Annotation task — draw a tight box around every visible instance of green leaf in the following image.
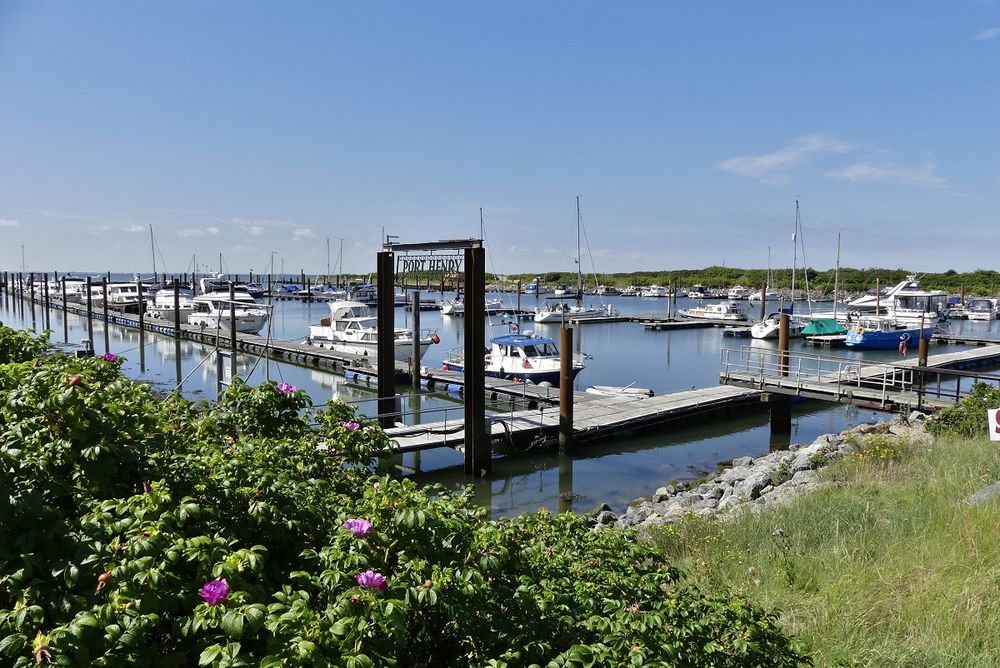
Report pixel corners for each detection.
[199,643,223,666]
[0,633,27,656]
[221,610,245,639]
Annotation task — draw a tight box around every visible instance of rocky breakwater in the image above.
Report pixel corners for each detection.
[593,411,932,531]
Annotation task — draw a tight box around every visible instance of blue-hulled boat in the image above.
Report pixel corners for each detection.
[441,333,585,386]
[844,317,936,350]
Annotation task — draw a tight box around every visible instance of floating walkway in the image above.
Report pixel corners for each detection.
[385,385,763,453]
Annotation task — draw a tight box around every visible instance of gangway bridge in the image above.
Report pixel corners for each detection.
[719,344,1000,413]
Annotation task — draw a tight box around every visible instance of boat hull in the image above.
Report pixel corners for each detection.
[845,325,935,350]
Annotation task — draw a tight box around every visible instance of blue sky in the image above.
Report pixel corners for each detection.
[1,1,998,277]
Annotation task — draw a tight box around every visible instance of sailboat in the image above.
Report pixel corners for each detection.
[751,202,808,339]
[533,197,617,323]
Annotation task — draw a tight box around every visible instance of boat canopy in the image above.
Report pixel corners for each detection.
[801,319,847,336]
[492,334,558,348]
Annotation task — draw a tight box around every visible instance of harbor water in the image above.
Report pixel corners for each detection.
[3,287,997,517]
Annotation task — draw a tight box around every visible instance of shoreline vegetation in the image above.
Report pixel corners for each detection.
[311,267,1000,298]
[3,323,1000,666]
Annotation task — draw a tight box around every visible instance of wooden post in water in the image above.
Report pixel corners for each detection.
[516,279,521,313]
[61,277,68,343]
[759,282,767,321]
[228,283,237,383]
[137,279,145,372]
[43,273,50,330]
[376,251,396,429]
[559,326,574,453]
[173,279,181,335]
[770,312,792,436]
[411,291,421,389]
[464,245,488,477]
[29,273,36,330]
[85,276,94,353]
[102,281,110,353]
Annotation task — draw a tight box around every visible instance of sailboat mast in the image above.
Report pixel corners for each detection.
[149,224,156,278]
[791,201,799,303]
[576,195,582,303]
[326,238,331,277]
[833,232,841,319]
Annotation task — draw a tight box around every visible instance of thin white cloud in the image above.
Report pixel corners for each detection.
[825,161,946,188]
[718,134,853,183]
[292,228,317,241]
[176,227,221,237]
[122,224,144,232]
[87,224,112,232]
[243,225,265,237]
[974,27,1000,41]
[0,218,18,227]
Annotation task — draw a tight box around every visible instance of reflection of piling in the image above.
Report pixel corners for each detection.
[558,451,574,513]
[770,313,792,436]
[29,273,36,330]
[43,273,50,330]
[559,327,574,453]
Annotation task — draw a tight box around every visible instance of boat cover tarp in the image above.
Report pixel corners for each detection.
[802,318,847,336]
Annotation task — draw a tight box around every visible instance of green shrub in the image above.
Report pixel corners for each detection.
[0,325,808,667]
[927,382,1000,438]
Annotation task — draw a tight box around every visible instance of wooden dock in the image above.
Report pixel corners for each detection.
[639,318,745,331]
[385,385,763,453]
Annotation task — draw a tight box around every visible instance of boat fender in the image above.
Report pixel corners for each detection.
[899,336,908,356]
[431,334,440,344]
[857,327,864,334]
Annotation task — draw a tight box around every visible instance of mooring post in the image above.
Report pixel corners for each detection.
[61,277,68,343]
[411,290,421,389]
[85,276,94,349]
[43,273,50,330]
[228,282,237,383]
[376,251,396,429]
[559,326,574,453]
[173,279,181,335]
[137,279,146,372]
[102,280,110,353]
[464,245,488,477]
[778,312,789,377]
[29,272,36,330]
[516,279,521,313]
[759,282,767,321]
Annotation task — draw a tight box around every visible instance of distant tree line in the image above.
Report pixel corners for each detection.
[507,267,1000,297]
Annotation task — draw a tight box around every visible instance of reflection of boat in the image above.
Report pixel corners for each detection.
[188,292,269,334]
[585,384,653,398]
[442,333,584,386]
[307,300,437,362]
[533,301,617,323]
[844,317,936,350]
[678,301,747,321]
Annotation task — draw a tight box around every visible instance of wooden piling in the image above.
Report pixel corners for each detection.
[229,282,237,382]
[411,291,421,389]
[137,279,145,372]
[559,326,574,453]
[102,281,109,353]
[85,276,94,351]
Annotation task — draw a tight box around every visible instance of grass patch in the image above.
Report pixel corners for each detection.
[647,432,1000,667]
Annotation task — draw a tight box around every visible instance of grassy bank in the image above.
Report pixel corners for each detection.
[648,430,1000,666]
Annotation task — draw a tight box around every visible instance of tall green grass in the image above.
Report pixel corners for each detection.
[649,432,1000,667]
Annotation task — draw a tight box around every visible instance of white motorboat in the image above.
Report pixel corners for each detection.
[678,301,747,321]
[688,284,712,299]
[188,292,269,334]
[307,300,438,362]
[594,285,621,296]
[440,296,505,316]
[89,282,151,313]
[533,301,617,323]
[750,310,806,339]
[441,333,584,386]
[638,285,671,298]
[966,298,996,321]
[727,285,752,300]
[146,286,197,322]
[847,274,948,324]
